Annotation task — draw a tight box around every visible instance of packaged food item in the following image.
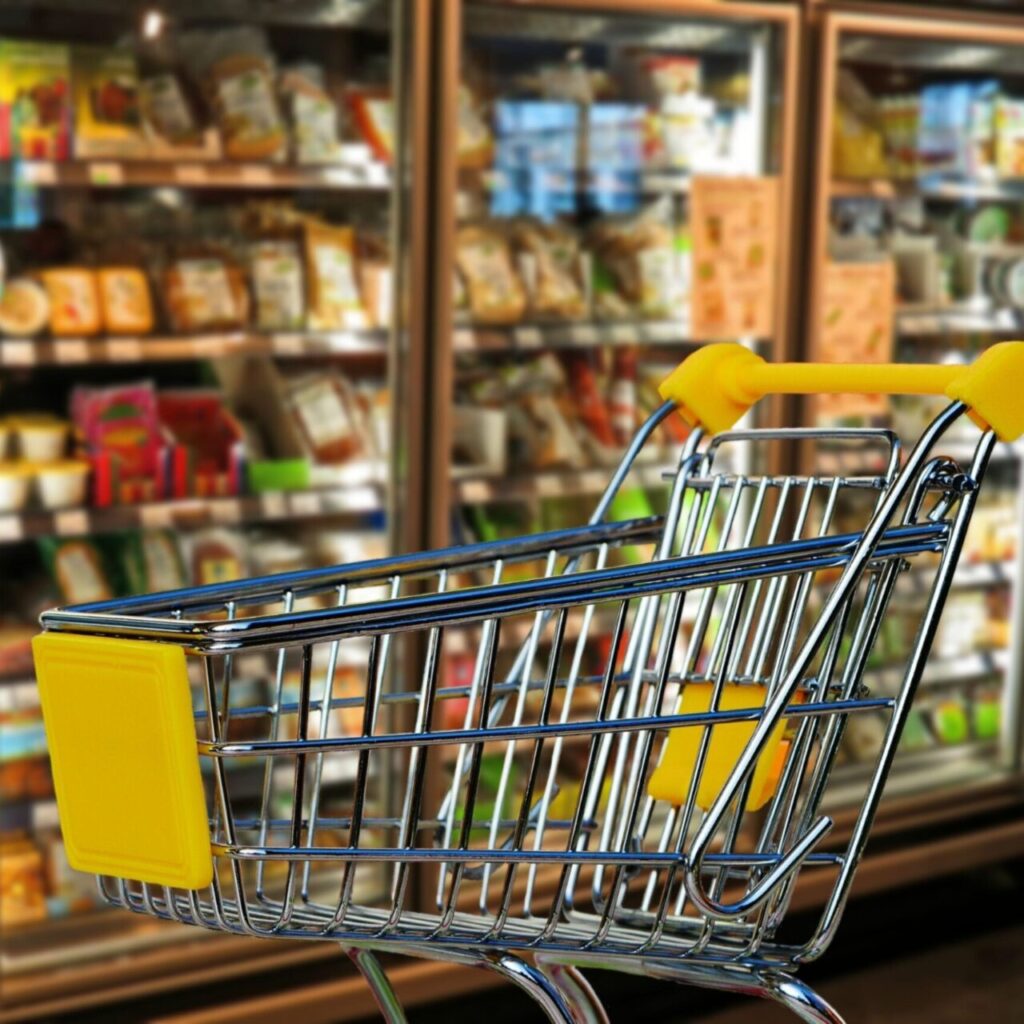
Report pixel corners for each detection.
[512,220,585,320]
[183,27,286,162]
[609,348,637,446]
[347,88,394,162]
[933,697,969,745]
[38,536,114,604]
[996,96,1024,177]
[250,239,305,330]
[0,39,71,160]
[455,224,527,325]
[187,528,246,586]
[122,530,188,594]
[71,45,146,158]
[97,267,154,335]
[0,278,50,336]
[0,462,32,512]
[12,414,68,461]
[285,373,363,463]
[303,221,363,330]
[37,268,102,336]
[564,353,615,448]
[0,837,47,926]
[844,713,887,762]
[34,460,90,509]
[457,84,492,169]
[898,707,933,752]
[279,63,341,164]
[139,72,198,144]
[356,233,392,329]
[163,254,247,332]
[158,390,244,498]
[72,380,162,482]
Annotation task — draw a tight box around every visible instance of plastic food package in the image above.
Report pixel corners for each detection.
[163,254,248,332]
[71,45,146,158]
[279,63,341,164]
[72,380,163,482]
[97,267,154,335]
[0,838,47,926]
[186,528,247,586]
[0,39,71,160]
[995,97,1024,178]
[183,26,287,162]
[457,84,493,169]
[512,220,585,320]
[455,223,527,324]
[285,373,364,463]
[347,88,394,162]
[303,221,363,329]
[0,278,50,336]
[122,530,188,595]
[0,463,32,512]
[38,537,114,604]
[250,239,305,330]
[35,461,90,510]
[37,268,102,336]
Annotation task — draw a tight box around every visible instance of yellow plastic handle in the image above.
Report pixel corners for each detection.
[658,341,1024,442]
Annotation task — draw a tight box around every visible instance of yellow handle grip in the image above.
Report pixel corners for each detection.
[658,342,1024,442]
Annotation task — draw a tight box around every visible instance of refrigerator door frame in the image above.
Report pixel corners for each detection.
[423,0,803,550]
[809,8,1024,781]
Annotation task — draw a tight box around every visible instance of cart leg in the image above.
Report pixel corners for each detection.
[761,973,846,1024]
[344,947,408,1024]
[482,953,580,1024]
[534,957,611,1024]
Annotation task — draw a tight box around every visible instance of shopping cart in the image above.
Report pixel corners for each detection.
[33,342,1023,1024]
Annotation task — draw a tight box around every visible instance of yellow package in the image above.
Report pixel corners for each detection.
[98,267,154,335]
[71,46,148,158]
[648,683,795,812]
[303,221,364,329]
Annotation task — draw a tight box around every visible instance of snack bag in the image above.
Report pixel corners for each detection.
[163,253,248,332]
[303,220,363,329]
[279,63,341,164]
[512,220,585,320]
[250,239,305,330]
[455,223,527,325]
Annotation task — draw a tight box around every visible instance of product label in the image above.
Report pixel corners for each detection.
[291,379,354,450]
[313,244,359,309]
[293,92,338,163]
[177,259,237,326]
[217,68,280,140]
[252,243,304,329]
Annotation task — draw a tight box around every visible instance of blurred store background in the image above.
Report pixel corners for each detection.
[0,0,1022,1020]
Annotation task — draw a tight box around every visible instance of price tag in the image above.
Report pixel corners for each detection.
[0,515,23,542]
[140,504,173,528]
[175,163,208,185]
[515,326,542,349]
[290,492,320,517]
[55,509,90,535]
[55,339,90,364]
[2,341,35,366]
[273,333,305,356]
[89,162,124,186]
[261,492,287,518]
[211,499,242,524]
[106,338,142,361]
[240,164,274,185]
[19,161,57,185]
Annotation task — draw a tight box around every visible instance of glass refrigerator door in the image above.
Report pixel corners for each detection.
[0,0,424,1005]
[809,12,1024,808]
[431,1,798,547]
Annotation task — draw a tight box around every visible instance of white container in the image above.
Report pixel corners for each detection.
[34,461,91,510]
[15,417,69,462]
[0,463,32,512]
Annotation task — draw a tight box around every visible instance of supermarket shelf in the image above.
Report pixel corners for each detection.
[453,462,674,505]
[0,157,390,192]
[0,329,389,368]
[0,484,384,544]
[897,305,1023,337]
[863,648,1010,694]
[943,438,1024,465]
[460,166,693,196]
[454,320,697,352]
[832,175,1024,202]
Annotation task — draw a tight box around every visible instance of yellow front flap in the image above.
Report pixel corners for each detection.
[648,683,790,813]
[32,633,213,890]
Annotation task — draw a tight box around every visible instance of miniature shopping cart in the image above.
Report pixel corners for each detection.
[33,343,1024,1024]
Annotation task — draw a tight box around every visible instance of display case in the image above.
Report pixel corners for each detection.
[0,0,432,1016]
[806,8,1024,809]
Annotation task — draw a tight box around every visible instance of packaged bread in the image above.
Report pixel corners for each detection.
[303,220,363,329]
[455,223,527,325]
[0,278,50,336]
[285,373,364,463]
[250,239,305,330]
[512,220,585,320]
[279,63,341,165]
[183,27,286,162]
[37,268,102,336]
[98,267,154,335]
[162,252,248,332]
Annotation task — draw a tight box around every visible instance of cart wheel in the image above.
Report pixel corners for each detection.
[534,957,610,1024]
[344,947,408,1024]
[762,973,846,1024]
